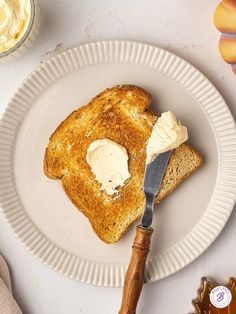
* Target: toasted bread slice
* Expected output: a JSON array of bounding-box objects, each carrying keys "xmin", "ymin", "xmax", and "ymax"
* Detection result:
[{"xmin": 44, "ymin": 85, "xmax": 203, "ymax": 243}]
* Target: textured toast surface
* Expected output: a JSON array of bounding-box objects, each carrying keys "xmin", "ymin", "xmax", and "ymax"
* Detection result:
[{"xmin": 44, "ymin": 85, "xmax": 203, "ymax": 243}]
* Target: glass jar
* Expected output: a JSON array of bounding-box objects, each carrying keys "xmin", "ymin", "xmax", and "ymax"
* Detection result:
[{"xmin": 0, "ymin": 0, "xmax": 40, "ymax": 62}]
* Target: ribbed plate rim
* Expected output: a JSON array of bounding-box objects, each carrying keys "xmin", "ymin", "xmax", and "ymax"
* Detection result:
[{"xmin": 0, "ymin": 40, "xmax": 236, "ymax": 287}]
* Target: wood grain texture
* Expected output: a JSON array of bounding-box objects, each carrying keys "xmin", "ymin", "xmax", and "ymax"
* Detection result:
[{"xmin": 119, "ymin": 225, "xmax": 153, "ymax": 314}]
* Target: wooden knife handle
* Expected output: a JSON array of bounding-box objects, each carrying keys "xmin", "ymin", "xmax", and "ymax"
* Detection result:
[{"xmin": 118, "ymin": 225, "xmax": 153, "ymax": 314}]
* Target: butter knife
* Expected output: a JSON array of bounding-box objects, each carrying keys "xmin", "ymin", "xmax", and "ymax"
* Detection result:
[{"xmin": 119, "ymin": 150, "xmax": 172, "ymax": 314}]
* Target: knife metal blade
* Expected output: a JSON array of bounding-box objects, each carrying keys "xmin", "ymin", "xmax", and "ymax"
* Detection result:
[{"xmin": 141, "ymin": 150, "xmax": 172, "ymax": 228}]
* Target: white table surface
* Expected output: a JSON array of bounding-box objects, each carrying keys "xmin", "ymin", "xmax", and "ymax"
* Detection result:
[{"xmin": 0, "ymin": 0, "xmax": 236, "ymax": 313}]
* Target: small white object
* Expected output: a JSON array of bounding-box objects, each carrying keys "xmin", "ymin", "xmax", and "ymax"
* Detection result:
[
  {"xmin": 210, "ymin": 286, "xmax": 232, "ymax": 309},
  {"xmin": 146, "ymin": 111, "xmax": 188, "ymax": 164},
  {"xmin": 86, "ymin": 139, "xmax": 130, "ymax": 195}
]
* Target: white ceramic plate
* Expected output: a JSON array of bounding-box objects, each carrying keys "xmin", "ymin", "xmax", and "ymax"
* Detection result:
[{"xmin": 0, "ymin": 41, "xmax": 236, "ymax": 287}]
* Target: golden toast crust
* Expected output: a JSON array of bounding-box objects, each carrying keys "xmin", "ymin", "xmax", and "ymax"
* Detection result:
[{"xmin": 44, "ymin": 85, "xmax": 203, "ymax": 243}]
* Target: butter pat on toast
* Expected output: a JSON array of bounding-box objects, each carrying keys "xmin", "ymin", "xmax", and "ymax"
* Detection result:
[{"xmin": 44, "ymin": 85, "xmax": 203, "ymax": 243}]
